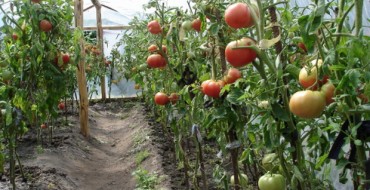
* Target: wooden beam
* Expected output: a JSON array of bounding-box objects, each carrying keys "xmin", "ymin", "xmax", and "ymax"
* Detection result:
[
  {"xmin": 91, "ymin": 0, "xmax": 106, "ymax": 100},
  {"xmin": 74, "ymin": 0, "xmax": 90, "ymax": 137},
  {"xmin": 83, "ymin": 3, "xmax": 119, "ymax": 12},
  {"xmin": 83, "ymin": 25, "xmax": 132, "ymax": 31}
]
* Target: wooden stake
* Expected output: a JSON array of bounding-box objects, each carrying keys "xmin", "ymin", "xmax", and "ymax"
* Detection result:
[
  {"xmin": 74, "ymin": 0, "xmax": 89, "ymax": 137},
  {"xmin": 91, "ymin": 0, "xmax": 106, "ymax": 100}
]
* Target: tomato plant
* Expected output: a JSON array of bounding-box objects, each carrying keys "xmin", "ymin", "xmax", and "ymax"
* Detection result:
[{"xmin": 112, "ymin": 0, "xmax": 370, "ymax": 189}]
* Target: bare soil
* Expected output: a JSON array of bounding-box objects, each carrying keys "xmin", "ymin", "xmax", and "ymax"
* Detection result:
[{"xmin": 0, "ymin": 99, "xmax": 176, "ymax": 190}]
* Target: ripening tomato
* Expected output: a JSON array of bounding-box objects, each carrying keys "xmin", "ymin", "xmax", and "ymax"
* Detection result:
[
  {"xmin": 224, "ymin": 3, "xmax": 254, "ymax": 29},
  {"xmin": 148, "ymin": 44, "xmax": 158, "ymax": 53},
  {"xmin": 224, "ymin": 68, "xmax": 242, "ymax": 84},
  {"xmin": 321, "ymin": 82, "xmax": 335, "ymax": 105},
  {"xmin": 168, "ymin": 93, "xmax": 179, "ymax": 104},
  {"xmin": 299, "ymin": 59, "xmax": 323, "ymax": 89},
  {"xmin": 225, "ymin": 37, "xmax": 257, "ymax": 67},
  {"xmin": 191, "ymin": 18, "xmax": 201, "ymax": 32},
  {"xmin": 289, "ymin": 90, "xmax": 326, "ymax": 119},
  {"xmin": 31, "ymin": 0, "xmax": 41, "ymax": 3},
  {"xmin": 154, "ymin": 92, "xmax": 169, "ymax": 105},
  {"xmin": 147, "ymin": 20, "xmax": 162, "ymax": 34},
  {"xmin": 148, "ymin": 45, "xmax": 167, "ymax": 54},
  {"xmin": 182, "ymin": 20, "xmax": 192, "ymax": 31},
  {"xmin": 161, "ymin": 45, "xmax": 167, "ymax": 54},
  {"xmin": 258, "ymin": 173, "xmax": 286, "ymax": 190},
  {"xmin": 41, "ymin": 123, "xmax": 47, "ymax": 129},
  {"xmin": 134, "ymin": 84, "xmax": 140, "ymax": 90},
  {"xmin": 39, "ymin": 19, "xmax": 52, "ymax": 32},
  {"xmin": 146, "ymin": 54, "xmax": 166, "ymax": 68},
  {"xmin": 202, "ymin": 80, "xmax": 221, "ymax": 98}
]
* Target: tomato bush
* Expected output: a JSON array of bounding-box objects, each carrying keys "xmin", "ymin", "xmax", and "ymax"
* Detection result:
[{"xmin": 107, "ymin": 0, "xmax": 370, "ymax": 189}]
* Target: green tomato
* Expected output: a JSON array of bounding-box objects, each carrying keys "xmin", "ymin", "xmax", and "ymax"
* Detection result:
[
  {"xmin": 181, "ymin": 21, "xmax": 192, "ymax": 31},
  {"xmin": 230, "ymin": 173, "xmax": 248, "ymax": 188},
  {"xmin": 1, "ymin": 69, "xmax": 13, "ymax": 81},
  {"xmin": 262, "ymin": 153, "xmax": 278, "ymax": 171},
  {"xmin": 258, "ymin": 173, "xmax": 286, "ymax": 190}
]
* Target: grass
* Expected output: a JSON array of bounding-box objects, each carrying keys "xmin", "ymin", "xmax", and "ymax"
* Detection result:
[{"xmin": 135, "ymin": 150, "xmax": 150, "ymax": 164}]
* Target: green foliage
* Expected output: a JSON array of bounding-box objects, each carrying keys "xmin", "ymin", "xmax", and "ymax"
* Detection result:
[{"xmin": 132, "ymin": 168, "xmax": 160, "ymax": 190}]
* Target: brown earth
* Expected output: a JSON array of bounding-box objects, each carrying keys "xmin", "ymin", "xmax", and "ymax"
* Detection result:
[{"xmin": 0, "ymin": 99, "xmax": 175, "ymax": 190}]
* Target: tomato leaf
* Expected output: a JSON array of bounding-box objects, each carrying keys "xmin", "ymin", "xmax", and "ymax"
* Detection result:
[
  {"xmin": 226, "ymin": 88, "xmax": 244, "ymax": 105},
  {"xmin": 315, "ymin": 153, "xmax": 328, "ymax": 170},
  {"xmin": 285, "ymin": 64, "xmax": 300, "ymax": 79},
  {"xmin": 271, "ymin": 102, "xmax": 289, "ymax": 121},
  {"xmin": 292, "ymin": 165, "xmax": 304, "ymax": 182}
]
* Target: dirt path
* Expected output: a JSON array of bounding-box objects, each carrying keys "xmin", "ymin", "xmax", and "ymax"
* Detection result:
[{"xmin": 0, "ymin": 100, "xmax": 171, "ymax": 190}]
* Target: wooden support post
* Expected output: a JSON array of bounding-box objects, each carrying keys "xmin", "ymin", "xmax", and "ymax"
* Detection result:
[
  {"xmin": 91, "ymin": 0, "xmax": 106, "ymax": 100},
  {"xmin": 74, "ymin": 0, "xmax": 89, "ymax": 137}
]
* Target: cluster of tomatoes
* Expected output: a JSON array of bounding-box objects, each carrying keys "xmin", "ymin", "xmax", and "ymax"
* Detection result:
[
  {"xmin": 201, "ymin": 3, "xmax": 258, "ymax": 99},
  {"xmin": 201, "ymin": 68, "xmax": 242, "ymax": 98},
  {"xmin": 146, "ymin": 44, "xmax": 167, "ymax": 68},
  {"xmin": 154, "ymin": 92, "xmax": 179, "ymax": 106},
  {"xmin": 289, "ymin": 59, "xmax": 336, "ymax": 119}
]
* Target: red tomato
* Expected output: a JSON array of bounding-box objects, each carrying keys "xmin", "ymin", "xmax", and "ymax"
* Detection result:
[
  {"xmin": 168, "ymin": 93, "xmax": 179, "ymax": 104},
  {"xmin": 225, "ymin": 37, "xmax": 257, "ymax": 67},
  {"xmin": 154, "ymin": 92, "xmax": 169, "ymax": 105},
  {"xmin": 32, "ymin": 0, "xmax": 41, "ymax": 3},
  {"xmin": 202, "ymin": 80, "xmax": 221, "ymax": 98},
  {"xmin": 201, "ymin": 80, "xmax": 211, "ymax": 94},
  {"xmin": 39, "ymin": 20, "xmax": 52, "ymax": 32},
  {"xmin": 289, "ymin": 90, "xmax": 326, "ymax": 119},
  {"xmin": 298, "ymin": 42, "xmax": 307, "ymax": 53},
  {"xmin": 147, "ymin": 20, "xmax": 162, "ymax": 34},
  {"xmin": 146, "ymin": 54, "xmax": 166, "ymax": 68},
  {"xmin": 58, "ymin": 102, "xmax": 65, "ymax": 110},
  {"xmin": 191, "ymin": 18, "xmax": 201, "ymax": 32},
  {"xmin": 321, "ymin": 82, "xmax": 335, "ymax": 105},
  {"xmin": 62, "ymin": 53, "xmax": 70, "ymax": 64},
  {"xmin": 224, "ymin": 3, "xmax": 254, "ymax": 29},
  {"xmin": 299, "ymin": 59, "xmax": 323, "ymax": 89},
  {"xmin": 12, "ymin": 33, "xmax": 18, "ymax": 40},
  {"xmin": 224, "ymin": 68, "xmax": 242, "ymax": 84}
]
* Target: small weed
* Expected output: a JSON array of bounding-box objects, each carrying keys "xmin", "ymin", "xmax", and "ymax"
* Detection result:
[
  {"xmin": 36, "ymin": 145, "xmax": 44, "ymax": 154},
  {"xmin": 135, "ymin": 150, "xmax": 150, "ymax": 164},
  {"xmin": 120, "ymin": 113, "xmax": 130, "ymax": 120},
  {"xmin": 132, "ymin": 168, "xmax": 159, "ymax": 190},
  {"xmin": 132, "ymin": 130, "xmax": 149, "ymax": 148}
]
